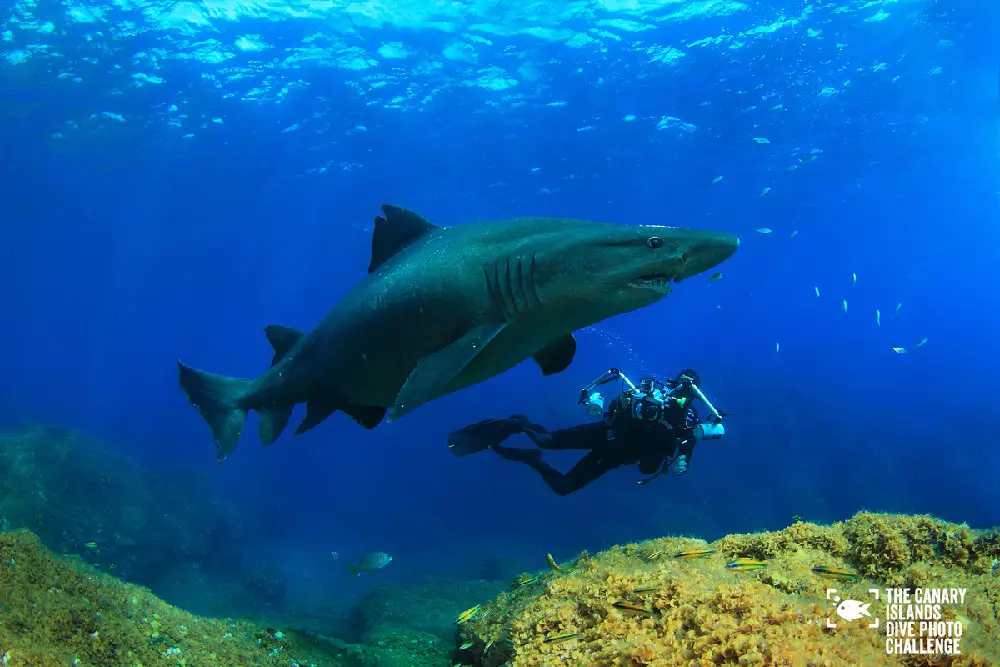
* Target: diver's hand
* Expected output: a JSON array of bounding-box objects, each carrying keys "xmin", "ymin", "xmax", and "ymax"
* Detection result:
[{"xmin": 674, "ymin": 455, "xmax": 689, "ymax": 476}]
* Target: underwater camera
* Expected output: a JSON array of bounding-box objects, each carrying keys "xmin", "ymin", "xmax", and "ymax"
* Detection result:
[
  {"xmin": 581, "ymin": 391, "xmax": 605, "ymax": 417},
  {"xmin": 579, "ymin": 368, "xmax": 728, "ymax": 437}
]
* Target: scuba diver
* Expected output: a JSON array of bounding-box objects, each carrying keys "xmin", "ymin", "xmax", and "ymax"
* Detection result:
[{"xmin": 447, "ymin": 368, "xmax": 727, "ymax": 496}]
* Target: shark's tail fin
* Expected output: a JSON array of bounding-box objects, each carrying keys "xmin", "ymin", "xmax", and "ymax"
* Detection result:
[{"xmin": 177, "ymin": 361, "xmax": 253, "ymax": 463}]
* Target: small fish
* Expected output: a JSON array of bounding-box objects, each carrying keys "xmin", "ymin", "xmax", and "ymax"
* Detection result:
[
  {"xmin": 631, "ymin": 587, "xmax": 661, "ymax": 593},
  {"xmin": 812, "ymin": 565, "xmax": 858, "ymax": 582},
  {"xmin": 346, "ymin": 551, "xmax": 392, "ymax": 576},
  {"xmin": 673, "ymin": 548, "xmax": 717, "ymax": 560},
  {"xmin": 876, "ymin": 310, "xmax": 881, "ymax": 327},
  {"xmin": 543, "ymin": 633, "xmax": 582, "ymax": 644},
  {"xmin": 755, "ymin": 227, "xmax": 772, "ymax": 234},
  {"xmin": 455, "ymin": 604, "xmax": 481, "ymax": 624},
  {"xmin": 546, "ymin": 553, "xmax": 561, "ymax": 571},
  {"xmin": 459, "ymin": 642, "xmax": 473, "ymax": 650},
  {"xmin": 894, "ymin": 302, "xmax": 902, "ymax": 319},
  {"xmin": 726, "ymin": 558, "xmax": 767, "ymax": 571},
  {"xmin": 814, "ymin": 286, "xmax": 820, "ymax": 297},
  {"xmin": 712, "ymin": 175, "xmax": 724, "ymax": 183},
  {"xmin": 775, "ymin": 342, "xmax": 780, "ymax": 353},
  {"xmin": 512, "ymin": 573, "xmax": 539, "ymax": 588},
  {"xmin": 708, "ymin": 272, "xmax": 723, "ymax": 282},
  {"xmin": 789, "ymin": 230, "xmax": 798, "ymax": 238},
  {"xmin": 645, "ymin": 550, "xmax": 666, "ymax": 561},
  {"xmin": 785, "ymin": 164, "xmax": 799, "ymax": 171},
  {"xmin": 892, "ymin": 347, "xmax": 906, "ymax": 354},
  {"xmin": 842, "ymin": 300, "xmax": 848, "ymax": 314},
  {"xmin": 799, "ymin": 154, "xmax": 818, "ymax": 164},
  {"xmin": 760, "ymin": 187, "xmax": 771, "ymax": 197},
  {"xmin": 612, "ymin": 601, "xmax": 657, "ymax": 617},
  {"xmin": 852, "ymin": 272, "xmax": 857, "ymax": 286},
  {"xmin": 84, "ymin": 542, "xmax": 98, "ymax": 549},
  {"xmin": 915, "ymin": 337, "xmax": 928, "ymax": 349},
  {"xmin": 753, "ymin": 137, "xmax": 771, "ymax": 144}
]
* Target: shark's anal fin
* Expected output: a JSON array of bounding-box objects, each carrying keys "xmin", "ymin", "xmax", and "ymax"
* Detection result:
[
  {"xmin": 532, "ymin": 334, "xmax": 577, "ymax": 376},
  {"xmin": 257, "ymin": 324, "xmax": 306, "ymax": 445},
  {"xmin": 258, "ymin": 403, "xmax": 293, "ymax": 446},
  {"xmin": 368, "ymin": 205, "xmax": 440, "ymax": 273},
  {"xmin": 389, "ymin": 321, "xmax": 507, "ymax": 422},
  {"xmin": 264, "ymin": 324, "xmax": 305, "ymax": 366}
]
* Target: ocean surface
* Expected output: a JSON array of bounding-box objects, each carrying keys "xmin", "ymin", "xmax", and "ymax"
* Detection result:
[{"xmin": 1, "ymin": 0, "xmax": 998, "ymax": 646}]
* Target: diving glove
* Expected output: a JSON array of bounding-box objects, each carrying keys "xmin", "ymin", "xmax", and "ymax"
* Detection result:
[{"xmin": 674, "ymin": 455, "xmax": 689, "ymax": 476}]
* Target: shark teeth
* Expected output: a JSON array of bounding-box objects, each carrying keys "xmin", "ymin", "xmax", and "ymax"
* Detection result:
[{"xmin": 629, "ymin": 275, "xmax": 674, "ymax": 293}]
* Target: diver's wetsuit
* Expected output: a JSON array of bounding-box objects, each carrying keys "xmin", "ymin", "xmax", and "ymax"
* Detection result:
[{"xmin": 468, "ymin": 393, "xmax": 698, "ymax": 496}]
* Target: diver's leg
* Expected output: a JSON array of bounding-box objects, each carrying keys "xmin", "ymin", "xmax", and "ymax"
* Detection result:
[
  {"xmin": 447, "ymin": 418, "xmax": 529, "ymax": 457},
  {"xmin": 492, "ymin": 447, "xmax": 617, "ymax": 496},
  {"xmin": 527, "ymin": 422, "xmax": 609, "ymax": 451}
]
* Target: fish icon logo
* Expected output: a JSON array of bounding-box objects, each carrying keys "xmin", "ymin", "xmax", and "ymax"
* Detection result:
[
  {"xmin": 836, "ymin": 599, "xmax": 872, "ymax": 622},
  {"xmin": 825, "ymin": 588, "xmax": 880, "ymax": 629}
]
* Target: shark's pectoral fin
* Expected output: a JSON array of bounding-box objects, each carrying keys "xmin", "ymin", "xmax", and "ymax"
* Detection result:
[
  {"xmin": 388, "ymin": 321, "xmax": 507, "ymax": 422},
  {"xmin": 532, "ymin": 334, "xmax": 577, "ymax": 376},
  {"xmin": 295, "ymin": 395, "xmax": 340, "ymax": 435},
  {"xmin": 264, "ymin": 324, "xmax": 305, "ymax": 366}
]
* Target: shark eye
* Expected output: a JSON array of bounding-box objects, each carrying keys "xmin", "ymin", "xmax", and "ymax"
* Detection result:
[{"xmin": 646, "ymin": 236, "xmax": 663, "ymax": 249}]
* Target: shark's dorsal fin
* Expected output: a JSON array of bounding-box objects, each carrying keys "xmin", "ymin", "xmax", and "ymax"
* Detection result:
[
  {"xmin": 264, "ymin": 324, "xmax": 305, "ymax": 366},
  {"xmin": 368, "ymin": 205, "xmax": 439, "ymax": 273}
]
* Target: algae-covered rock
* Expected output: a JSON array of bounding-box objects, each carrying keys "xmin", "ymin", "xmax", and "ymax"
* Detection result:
[
  {"xmin": 458, "ymin": 513, "xmax": 1000, "ymax": 666},
  {"xmin": 0, "ymin": 424, "xmax": 245, "ymax": 590},
  {"xmin": 0, "ymin": 529, "xmax": 345, "ymax": 666}
]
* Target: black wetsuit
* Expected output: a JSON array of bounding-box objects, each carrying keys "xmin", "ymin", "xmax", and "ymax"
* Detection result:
[{"xmin": 484, "ymin": 391, "xmax": 698, "ymax": 496}]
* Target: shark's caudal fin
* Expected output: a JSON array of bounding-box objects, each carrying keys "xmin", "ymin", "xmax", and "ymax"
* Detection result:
[
  {"xmin": 177, "ymin": 362, "xmax": 251, "ymax": 463},
  {"xmin": 178, "ymin": 324, "xmax": 307, "ymax": 460}
]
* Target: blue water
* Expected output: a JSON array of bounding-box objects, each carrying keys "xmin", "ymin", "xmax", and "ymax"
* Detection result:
[{"xmin": 0, "ymin": 0, "xmax": 997, "ymax": 619}]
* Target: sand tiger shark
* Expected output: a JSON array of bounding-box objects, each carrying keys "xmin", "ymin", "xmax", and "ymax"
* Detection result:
[{"xmin": 178, "ymin": 205, "xmax": 739, "ymax": 462}]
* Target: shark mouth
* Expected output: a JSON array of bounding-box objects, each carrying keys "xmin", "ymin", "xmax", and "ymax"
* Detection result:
[{"xmin": 629, "ymin": 274, "xmax": 675, "ymax": 293}]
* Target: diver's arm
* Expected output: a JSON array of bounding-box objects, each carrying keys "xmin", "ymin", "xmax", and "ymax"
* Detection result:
[{"xmin": 677, "ymin": 436, "xmax": 695, "ymax": 465}]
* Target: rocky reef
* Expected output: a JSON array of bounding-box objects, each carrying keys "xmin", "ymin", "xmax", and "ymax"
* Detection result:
[
  {"xmin": 457, "ymin": 513, "xmax": 1000, "ymax": 666},
  {"xmin": 0, "ymin": 528, "xmax": 343, "ymax": 666}
]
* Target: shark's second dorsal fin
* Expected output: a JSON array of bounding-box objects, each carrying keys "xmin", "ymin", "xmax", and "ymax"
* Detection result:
[
  {"xmin": 264, "ymin": 324, "xmax": 304, "ymax": 366},
  {"xmin": 368, "ymin": 205, "xmax": 439, "ymax": 273}
]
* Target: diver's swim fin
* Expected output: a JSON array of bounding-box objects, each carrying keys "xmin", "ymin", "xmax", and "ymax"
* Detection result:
[{"xmin": 447, "ymin": 418, "xmax": 527, "ymax": 457}]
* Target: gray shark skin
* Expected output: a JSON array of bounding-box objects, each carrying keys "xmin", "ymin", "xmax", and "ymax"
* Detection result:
[{"xmin": 178, "ymin": 205, "xmax": 739, "ymax": 462}]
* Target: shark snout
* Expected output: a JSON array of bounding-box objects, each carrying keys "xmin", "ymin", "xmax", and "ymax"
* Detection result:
[{"xmin": 675, "ymin": 231, "xmax": 739, "ymax": 280}]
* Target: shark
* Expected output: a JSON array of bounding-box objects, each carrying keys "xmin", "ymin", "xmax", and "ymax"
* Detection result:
[{"xmin": 178, "ymin": 205, "xmax": 739, "ymax": 462}]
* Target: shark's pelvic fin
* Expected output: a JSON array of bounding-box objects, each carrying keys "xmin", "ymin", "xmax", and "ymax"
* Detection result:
[
  {"xmin": 264, "ymin": 324, "xmax": 305, "ymax": 366},
  {"xmin": 292, "ymin": 395, "xmax": 387, "ymax": 435},
  {"xmin": 342, "ymin": 404, "xmax": 387, "ymax": 429},
  {"xmin": 388, "ymin": 321, "xmax": 508, "ymax": 422},
  {"xmin": 532, "ymin": 334, "xmax": 577, "ymax": 376},
  {"xmin": 368, "ymin": 205, "xmax": 440, "ymax": 273},
  {"xmin": 295, "ymin": 395, "xmax": 340, "ymax": 435}
]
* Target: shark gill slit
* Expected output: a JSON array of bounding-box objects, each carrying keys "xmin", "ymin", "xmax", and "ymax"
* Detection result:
[
  {"xmin": 528, "ymin": 252, "xmax": 540, "ymax": 307},
  {"xmin": 514, "ymin": 256, "xmax": 531, "ymax": 314},
  {"xmin": 490, "ymin": 263, "xmax": 512, "ymax": 317},
  {"xmin": 503, "ymin": 257, "xmax": 519, "ymax": 317}
]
